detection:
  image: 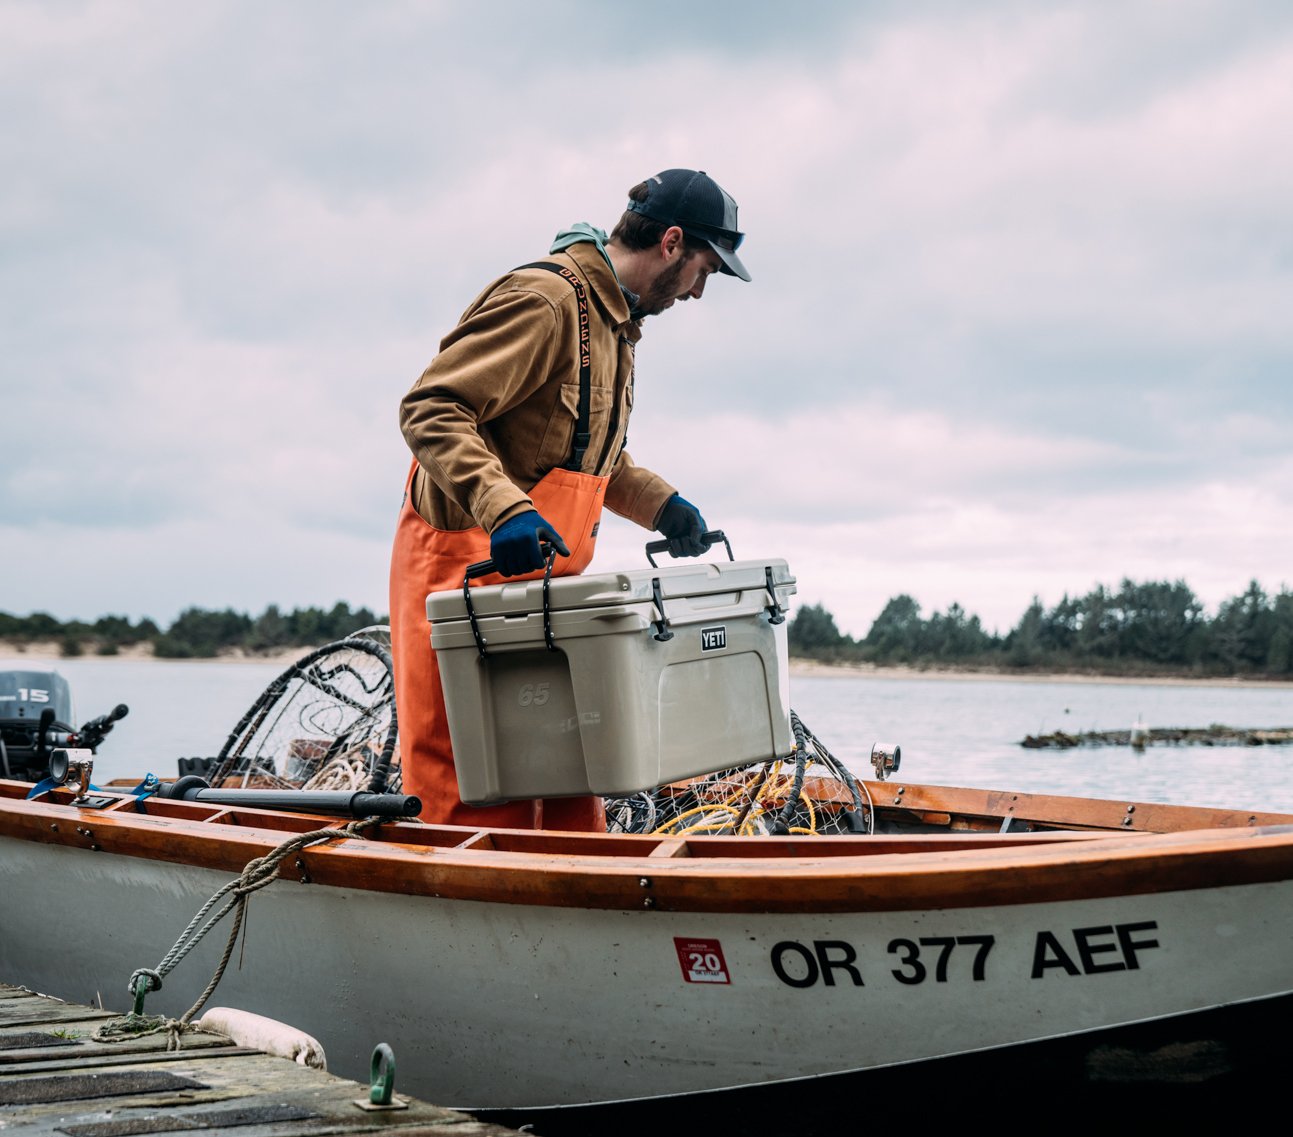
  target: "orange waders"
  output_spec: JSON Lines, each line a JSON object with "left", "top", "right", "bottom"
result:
{"left": 391, "top": 261, "right": 614, "bottom": 831}
{"left": 389, "top": 461, "right": 608, "bottom": 830}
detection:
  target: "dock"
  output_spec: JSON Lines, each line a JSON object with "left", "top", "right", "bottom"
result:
{"left": 1, "top": 983, "right": 520, "bottom": 1136}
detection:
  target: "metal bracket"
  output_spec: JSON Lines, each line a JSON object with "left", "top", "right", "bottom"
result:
{"left": 651, "top": 577, "right": 673, "bottom": 642}
{"left": 764, "top": 566, "right": 786, "bottom": 625}
{"left": 47, "top": 748, "right": 113, "bottom": 807}
{"left": 870, "top": 743, "right": 902, "bottom": 781}
{"left": 354, "top": 1042, "right": 408, "bottom": 1111}
{"left": 130, "top": 972, "right": 153, "bottom": 1017}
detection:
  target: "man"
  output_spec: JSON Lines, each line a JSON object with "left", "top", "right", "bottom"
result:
{"left": 390, "top": 168, "right": 751, "bottom": 831}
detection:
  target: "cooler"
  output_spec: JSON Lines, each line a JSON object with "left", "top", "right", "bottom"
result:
{"left": 426, "top": 557, "right": 797, "bottom": 804}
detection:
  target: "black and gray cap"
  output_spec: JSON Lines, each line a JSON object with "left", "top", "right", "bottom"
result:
{"left": 627, "top": 169, "right": 751, "bottom": 282}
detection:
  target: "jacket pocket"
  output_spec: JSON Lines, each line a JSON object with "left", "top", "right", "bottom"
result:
{"left": 538, "top": 381, "right": 613, "bottom": 472}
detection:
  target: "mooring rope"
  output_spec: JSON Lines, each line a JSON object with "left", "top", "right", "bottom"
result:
{"left": 93, "top": 816, "right": 384, "bottom": 1048}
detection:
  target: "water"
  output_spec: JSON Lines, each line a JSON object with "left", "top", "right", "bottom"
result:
{"left": 9, "top": 655, "right": 1293, "bottom": 814}
{"left": 790, "top": 671, "right": 1293, "bottom": 814}
{"left": 1, "top": 656, "right": 286, "bottom": 784}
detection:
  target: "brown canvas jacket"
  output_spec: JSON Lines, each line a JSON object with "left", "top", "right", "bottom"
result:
{"left": 400, "top": 240, "right": 677, "bottom": 535}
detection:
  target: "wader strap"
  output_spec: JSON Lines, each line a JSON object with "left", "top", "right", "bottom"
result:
{"left": 515, "top": 261, "right": 592, "bottom": 472}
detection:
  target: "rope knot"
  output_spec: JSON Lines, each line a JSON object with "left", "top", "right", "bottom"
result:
{"left": 128, "top": 967, "right": 162, "bottom": 996}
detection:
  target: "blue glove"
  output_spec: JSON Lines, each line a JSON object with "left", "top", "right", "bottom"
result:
{"left": 490, "top": 510, "right": 571, "bottom": 577}
{"left": 655, "top": 494, "right": 709, "bottom": 558}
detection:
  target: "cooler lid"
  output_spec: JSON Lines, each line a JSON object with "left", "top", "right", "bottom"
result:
{"left": 427, "top": 557, "right": 796, "bottom": 623}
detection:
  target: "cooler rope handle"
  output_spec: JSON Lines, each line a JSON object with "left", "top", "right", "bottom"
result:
{"left": 462, "top": 546, "right": 559, "bottom": 662}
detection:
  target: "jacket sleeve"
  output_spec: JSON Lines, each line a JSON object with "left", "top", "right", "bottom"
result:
{"left": 400, "top": 287, "right": 560, "bottom": 533}
{"left": 604, "top": 449, "right": 677, "bottom": 530}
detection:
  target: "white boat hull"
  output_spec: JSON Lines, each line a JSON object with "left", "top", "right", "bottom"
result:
{"left": 4, "top": 833, "right": 1291, "bottom": 1110}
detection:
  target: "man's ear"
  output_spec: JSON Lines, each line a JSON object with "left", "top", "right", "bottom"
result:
{"left": 660, "top": 225, "right": 687, "bottom": 260}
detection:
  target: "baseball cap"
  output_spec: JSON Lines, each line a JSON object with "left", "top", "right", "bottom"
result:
{"left": 627, "top": 169, "right": 751, "bottom": 282}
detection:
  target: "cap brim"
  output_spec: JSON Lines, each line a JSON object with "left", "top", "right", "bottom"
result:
{"left": 709, "top": 240, "right": 751, "bottom": 282}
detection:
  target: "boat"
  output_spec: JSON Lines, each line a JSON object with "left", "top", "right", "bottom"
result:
{"left": 4, "top": 755, "right": 1293, "bottom": 1132}
{"left": 4, "top": 563, "right": 1292, "bottom": 1132}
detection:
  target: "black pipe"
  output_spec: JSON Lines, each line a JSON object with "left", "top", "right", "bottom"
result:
{"left": 163, "top": 778, "right": 421, "bottom": 819}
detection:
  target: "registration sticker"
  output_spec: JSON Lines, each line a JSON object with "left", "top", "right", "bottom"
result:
{"left": 674, "top": 937, "right": 731, "bottom": 984}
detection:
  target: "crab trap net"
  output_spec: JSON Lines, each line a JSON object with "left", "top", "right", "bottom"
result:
{"left": 204, "top": 629, "right": 400, "bottom": 794}
{"left": 201, "top": 635, "right": 883, "bottom": 835}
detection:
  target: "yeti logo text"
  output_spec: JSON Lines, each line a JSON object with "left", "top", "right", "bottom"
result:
{"left": 701, "top": 626, "right": 727, "bottom": 651}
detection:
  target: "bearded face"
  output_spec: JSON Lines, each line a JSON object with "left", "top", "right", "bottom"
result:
{"left": 635, "top": 252, "right": 695, "bottom": 317}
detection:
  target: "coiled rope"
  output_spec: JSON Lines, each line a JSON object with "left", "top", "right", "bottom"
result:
{"left": 605, "top": 712, "right": 876, "bottom": 837}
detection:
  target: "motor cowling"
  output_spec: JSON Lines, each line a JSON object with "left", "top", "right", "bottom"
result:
{"left": 0, "top": 669, "right": 77, "bottom": 781}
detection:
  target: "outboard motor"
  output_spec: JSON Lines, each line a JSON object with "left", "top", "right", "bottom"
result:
{"left": 0, "top": 668, "right": 128, "bottom": 782}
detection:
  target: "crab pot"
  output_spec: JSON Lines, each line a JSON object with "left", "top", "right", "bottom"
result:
{"left": 427, "top": 559, "right": 796, "bottom": 804}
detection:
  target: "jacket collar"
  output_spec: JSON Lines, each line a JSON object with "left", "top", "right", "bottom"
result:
{"left": 558, "top": 240, "right": 635, "bottom": 331}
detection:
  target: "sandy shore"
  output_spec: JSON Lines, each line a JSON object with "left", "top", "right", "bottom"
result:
{"left": 0, "top": 641, "right": 315, "bottom": 665}
{"left": 5, "top": 639, "right": 1292, "bottom": 689}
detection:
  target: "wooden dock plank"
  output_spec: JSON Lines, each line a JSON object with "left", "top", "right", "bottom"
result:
{"left": 0, "top": 985, "right": 521, "bottom": 1136}
{"left": 0, "top": 999, "right": 118, "bottom": 1030}
{"left": 1, "top": 994, "right": 235, "bottom": 1066}
{"left": 1, "top": 1047, "right": 262, "bottom": 1074}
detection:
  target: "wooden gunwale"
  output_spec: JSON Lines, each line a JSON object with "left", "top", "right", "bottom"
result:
{"left": 863, "top": 779, "right": 1285, "bottom": 833}
{"left": 5, "top": 778, "right": 1293, "bottom": 914}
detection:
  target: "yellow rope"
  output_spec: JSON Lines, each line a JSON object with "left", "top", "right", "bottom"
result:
{"left": 648, "top": 757, "right": 844, "bottom": 837}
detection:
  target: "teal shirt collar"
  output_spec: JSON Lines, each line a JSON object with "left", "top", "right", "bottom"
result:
{"left": 550, "top": 223, "right": 641, "bottom": 314}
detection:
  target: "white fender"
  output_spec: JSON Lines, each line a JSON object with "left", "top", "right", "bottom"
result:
{"left": 194, "top": 1006, "right": 328, "bottom": 1069}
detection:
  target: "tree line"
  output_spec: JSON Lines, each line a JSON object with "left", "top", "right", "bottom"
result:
{"left": 789, "top": 579, "right": 1293, "bottom": 678}
{"left": 7, "top": 578, "right": 1292, "bottom": 676}
{"left": 0, "top": 602, "right": 383, "bottom": 659}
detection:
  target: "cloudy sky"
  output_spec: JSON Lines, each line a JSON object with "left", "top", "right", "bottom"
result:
{"left": 3, "top": 0, "right": 1291, "bottom": 638}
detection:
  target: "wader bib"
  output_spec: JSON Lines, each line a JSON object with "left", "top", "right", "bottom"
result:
{"left": 390, "top": 263, "right": 609, "bottom": 831}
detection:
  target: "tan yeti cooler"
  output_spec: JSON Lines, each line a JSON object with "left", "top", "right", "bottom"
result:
{"left": 426, "top": 554, "right": 797, "bottom": 804}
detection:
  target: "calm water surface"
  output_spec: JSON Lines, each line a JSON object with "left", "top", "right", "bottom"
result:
{"left": 9, "top": 656, "right": 1293, "bottom": 814}
{"left": 790, "top": 672, "right": 1293, "bottom": 813}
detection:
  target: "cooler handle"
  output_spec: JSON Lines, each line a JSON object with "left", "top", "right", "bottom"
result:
{"left": 462, "top": 545, "right": 560, "bottom": 662}
{"left": 464, "top": 539, "right": 559, "bottom": 582}
{"left": 644, "top": 530, "right": 733, "bottom": 568}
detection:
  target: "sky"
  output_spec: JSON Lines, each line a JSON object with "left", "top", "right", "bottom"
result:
{"left": 3, "top": 0, "right": 1291, "bottom": 639}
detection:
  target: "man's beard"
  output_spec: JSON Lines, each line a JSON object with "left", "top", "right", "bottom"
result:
{"left": 635, "top": 255, "right": 689, "bottom": 318}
